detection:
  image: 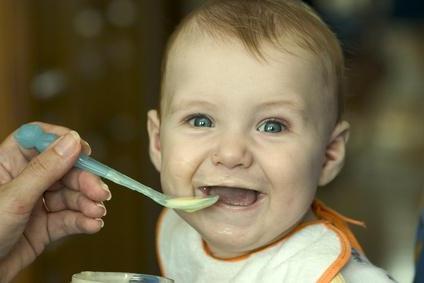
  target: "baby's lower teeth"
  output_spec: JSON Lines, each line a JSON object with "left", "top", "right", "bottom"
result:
{"left": 220, "top": 196, "right": 257, "bottom": 206}
{"left": 208, "top": 187, "right": 258, "bottom": 206}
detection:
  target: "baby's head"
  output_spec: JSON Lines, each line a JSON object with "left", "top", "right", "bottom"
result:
{"left": 148, "top": 0, "right": 350, "bottom": 258}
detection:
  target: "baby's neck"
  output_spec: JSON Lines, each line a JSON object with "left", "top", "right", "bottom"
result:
{"left": 303, "top": 208, "right": 318, "bottom": 222}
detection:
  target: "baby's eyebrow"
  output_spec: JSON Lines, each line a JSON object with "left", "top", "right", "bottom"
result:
{"left": 258, "top": 99, "right": 309, "bottom": 123}
{"left": 169, "top": 99, "right": 217, "bottom": 114}
{"left": 259, "top": 99, "right": 305, "bottom": 114}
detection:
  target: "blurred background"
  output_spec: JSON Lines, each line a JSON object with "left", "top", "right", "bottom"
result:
{"left": 0, "top": 0, "right": 422, "bottom": 282}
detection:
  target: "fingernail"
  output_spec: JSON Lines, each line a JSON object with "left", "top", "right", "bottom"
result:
{"left": 82, "top": 140, "right": 92, "bottom": 155}
{"left": 96, "top": 218, "right": 104, "bottom": 228}
{"left": 54, "top": 131, "right": 80, "bottom": 157}
{"left": 97, "top": 202, "right": 107, "bottom": 216}
{"left": 102, "top": 183, "right": 112, "bottom": 201}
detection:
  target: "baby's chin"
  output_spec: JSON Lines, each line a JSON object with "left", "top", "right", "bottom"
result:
{"left": 176, "top": 203, "right": 314, "bottom": 259}
{"left": 177, "top": 211, "right": 278, "bottom": 258}
{"left": 175, "top": 193, "right": 271, "bottom": 251}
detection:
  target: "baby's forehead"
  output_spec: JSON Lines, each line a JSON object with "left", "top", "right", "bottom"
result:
{"left": 161, "top": 33, "right": 333, "bottom": 114}
{"left": 169, "top": 27, "right": 315, "bottom": 63}
{"left": 161, "top": 37, "right": 336, "bottom": 124}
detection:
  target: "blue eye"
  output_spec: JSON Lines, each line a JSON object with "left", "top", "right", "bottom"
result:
{"left": 257, "top": 120, "right": 286, "bottom": 133}
{"left": 188, "top": 115, "right": 214, "bottom": 128}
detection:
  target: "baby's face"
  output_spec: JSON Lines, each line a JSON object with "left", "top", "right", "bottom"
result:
{"left": 149, "top": 36, "right": 341, "bottom": 258}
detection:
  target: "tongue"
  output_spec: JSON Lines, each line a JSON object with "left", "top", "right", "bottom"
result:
{"left": 208, "top": 187, "right": 257, "bottom": 206}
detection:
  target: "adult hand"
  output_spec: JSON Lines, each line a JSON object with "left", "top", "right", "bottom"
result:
{"left": 0, "top": 122, "right": 111, "bottom": 283}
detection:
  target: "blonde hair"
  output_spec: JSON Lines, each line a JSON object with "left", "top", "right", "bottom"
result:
{"left": 160, "top": 0, "right": 345, "bottom": 121}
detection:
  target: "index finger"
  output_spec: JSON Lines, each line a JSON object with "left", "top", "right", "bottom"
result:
{"left": 59, "top": 169, "right": 111, "bottom": 202}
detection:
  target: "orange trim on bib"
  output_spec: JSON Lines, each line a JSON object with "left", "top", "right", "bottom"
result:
{"left": 312, "top": 199, "right": 365, "bottom": 253}
{"left": 317, "top": 223, "right": 351, "bottom": 283}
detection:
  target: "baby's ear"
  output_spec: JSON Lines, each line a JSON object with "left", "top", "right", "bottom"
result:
{"left": 318, "top": 121, "right": 350, "bottom": 186}
{"left": 147, "top": 110, "right": 162, "bottom": 172}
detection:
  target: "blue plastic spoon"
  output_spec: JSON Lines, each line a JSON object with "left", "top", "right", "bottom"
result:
{"left": 14, "top": 124, "right": 218, "bottom": 212}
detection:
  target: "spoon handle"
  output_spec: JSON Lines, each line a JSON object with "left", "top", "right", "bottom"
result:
{"left": 14, "top": 124, "right": 110, "bottom": 177}
{"left": 14, "top": 124, "right": 166, "bottom": 201}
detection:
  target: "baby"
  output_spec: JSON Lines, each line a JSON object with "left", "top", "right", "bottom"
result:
{"left": 147, "top": 0, "right": 396, "bottom": 282}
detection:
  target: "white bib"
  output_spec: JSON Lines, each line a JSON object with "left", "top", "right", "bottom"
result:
{"left": 156, "top": 201, "right": 396, "bottom": 283}
{"left": 157, "top": 209, "right": 349, "bottom": 283}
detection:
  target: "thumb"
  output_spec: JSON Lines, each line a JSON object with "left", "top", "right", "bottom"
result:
{"left": 10, "top": 131, "right": 81, "bottom": 207}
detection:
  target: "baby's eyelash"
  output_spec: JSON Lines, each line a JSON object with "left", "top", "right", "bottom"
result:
{"left": 183, "top": 113, "right": 206, "bottom": 123}
{"left": 183, "top": 113, "right": 215, "bottom": 128}
{"left": 256, "top": 118, "right": 289, "bottom": 133}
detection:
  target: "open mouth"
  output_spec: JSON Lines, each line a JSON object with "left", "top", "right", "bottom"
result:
{"left": 199, "top": 186, "right": 263, "bottom": 207}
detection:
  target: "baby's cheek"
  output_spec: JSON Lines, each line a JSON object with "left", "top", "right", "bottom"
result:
{"left": 161, "top": 158, "right": 193, "bottom": 195}
{"left": 267, "top": 151, "right": 317, "bottom": 198}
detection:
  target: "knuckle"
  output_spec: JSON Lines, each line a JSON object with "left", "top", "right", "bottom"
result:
{"left": 76, "top": 194, "right": 86, "bottom": 210}
{"left": 72, "top": 214, "right": 85, "bottom": 233}
{"left": 58, "top": 189, "right": 73, "bottom": 210}
{"left": 0, "top": 158, "right": 13, "bottom": 185}
{"left": 0, "top": 168, "right": 12, "bottom": 185}
{"left": 27, "top": 156, "right": 52, "bottom": 176}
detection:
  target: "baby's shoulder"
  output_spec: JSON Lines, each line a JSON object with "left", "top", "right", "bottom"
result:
{"left": 339, "top": 249, "right": 398, "bottom": 283}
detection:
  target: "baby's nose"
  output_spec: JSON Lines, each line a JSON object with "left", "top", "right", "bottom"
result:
{"left": 211, "top": 133, "right": 253, "bottom": 169}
